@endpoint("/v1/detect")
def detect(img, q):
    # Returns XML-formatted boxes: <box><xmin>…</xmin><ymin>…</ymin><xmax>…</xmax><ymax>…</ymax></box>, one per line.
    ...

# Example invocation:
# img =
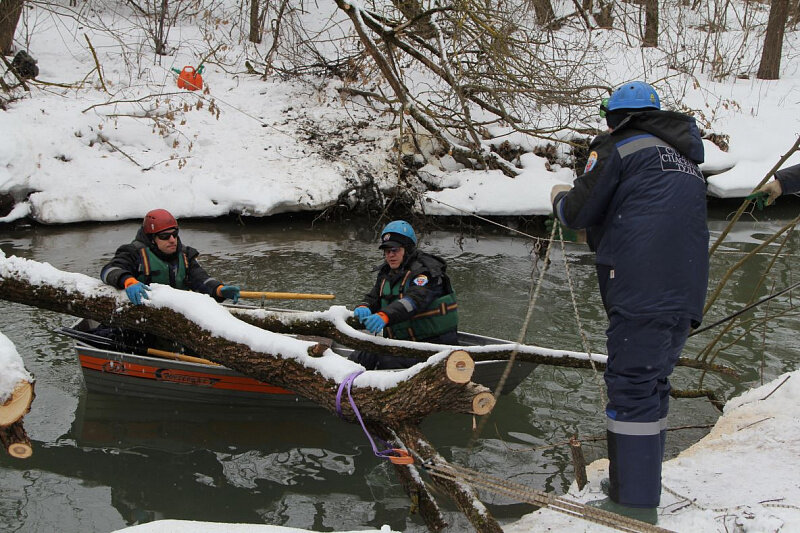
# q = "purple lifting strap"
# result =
<box><xmin>335</xmin><ymin>370</ymin><xmax>395</xmax><ymax>459</ymax></box>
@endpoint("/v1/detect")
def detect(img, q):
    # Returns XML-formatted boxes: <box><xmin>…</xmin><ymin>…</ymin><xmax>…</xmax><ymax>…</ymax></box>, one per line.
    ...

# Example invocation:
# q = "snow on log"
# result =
<box><xmin>0</xmin><ymin>252</ymin><xmax>492</xmax><ymax>425</ymax></box>
<box><xmin>227</xmin><ymin>307</ymin><xmax>738</xmax><ymax>377</ymax></box>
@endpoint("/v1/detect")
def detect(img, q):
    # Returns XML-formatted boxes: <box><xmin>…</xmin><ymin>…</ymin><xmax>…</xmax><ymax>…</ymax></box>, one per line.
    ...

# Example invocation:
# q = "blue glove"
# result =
<box><xmin>220</xmin><ymin>285</ymin><xmax>240</xmax><ymax>303</ymax></box>
<box><xmin>364</xmin><ymin>313</ymin><xmax>387</xmax><ymax>334</ymax></box>
<box><xmin>125</xmin><ymin>282</ymin><xmax>151</xmax><ymax>305</ymax></box>
<box><xmin>353</xmin><ymin>306</ymin><xmax>371</xmax><ymax>322</ymax></box>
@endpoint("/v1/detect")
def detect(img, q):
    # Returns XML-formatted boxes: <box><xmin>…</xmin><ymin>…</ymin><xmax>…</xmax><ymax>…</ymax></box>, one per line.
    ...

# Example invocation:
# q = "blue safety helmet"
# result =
<box><xmin>607</xmin><ymin>81</ymin><xmax>661</xmax><ymax>111</ymax></box>
<box><xmin>379</xmin><ymin>220</ymin><xmax>417</xmax><ymax>250</ymax></box>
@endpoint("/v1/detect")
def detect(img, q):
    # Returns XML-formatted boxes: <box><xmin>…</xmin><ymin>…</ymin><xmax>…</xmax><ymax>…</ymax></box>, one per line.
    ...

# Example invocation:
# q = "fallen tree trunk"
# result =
<box><xmin>0</xmin><ymin>253</ymin><xmax>507</xmax><ymax>530</ymax></box>
<box><xmin>228</xmin><ymin>307</ymin><xmax>739</xmax><ymax>378</ymax></box>
<box><xmin>0</xmin><ymin>381</ymin><xmax>34</xmax><ymax>459</ymax></box>
<box><xmin>0</xmin><ymin>258</ymin><xmax>490</xmax><ymax>426</ymax></box>
<box><xmin>0</xmin><ymin>334</ymin><xmax>35</xmax><ymax>459</ymax></box>
<box><xmin>388</xmin><ymin>423</ymin><xmax>504</xmax><ymax>533</ymax></box>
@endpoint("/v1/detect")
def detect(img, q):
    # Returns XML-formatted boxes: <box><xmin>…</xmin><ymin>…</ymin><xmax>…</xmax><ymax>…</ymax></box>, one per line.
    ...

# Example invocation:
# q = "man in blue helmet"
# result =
<box><xmin>550</xmin><ymin>81</ymin><xmax>709</xmax><ymax>522</ymax></box>
<box><xmin>350</xmin><ymin>220</ymin><xmax>459</xmax><ymax>369</ymax></box>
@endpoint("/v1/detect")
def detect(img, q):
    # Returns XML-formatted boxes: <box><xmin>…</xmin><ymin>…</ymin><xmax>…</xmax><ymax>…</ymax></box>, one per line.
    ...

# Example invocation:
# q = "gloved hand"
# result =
<box><xmin>219</xmin><ymin>285</ymin><xmax>240</xmax><ymax>303</ymax></box>
<box><xmin>745</xmin><ymin>191</ymin><xmax>769</xmax><ymax>210</ymax></box>
<box><xmin>756</xmin><ymin>180</ymin><xmax>783</xmax><ymax>206</ymax></box>
<box><xmin>545</xmin><ymin>216</ymin><xmax>586</xmax><ymax>244</ymax></box>
<box><xmin>353</xmin><ymin>306</ymin><xmax>371</xmax><ymax>322</ymax></box>
<box><xmin>125</xmin><ymin>281</ymin><xmax>151</xmax><ymax>305</ymax></box>
<box><xmin>364</xmin><ymin>313</ymin><xmax>388</xmax><ymax>334</ymax></box>
<box><xmin>550</xmin><ymin>183</ymin><xmax>572</xmax><ymax>205</ymax></box>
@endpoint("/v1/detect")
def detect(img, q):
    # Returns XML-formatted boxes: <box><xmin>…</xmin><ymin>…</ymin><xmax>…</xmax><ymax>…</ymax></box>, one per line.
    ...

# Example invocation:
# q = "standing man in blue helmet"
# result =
<box><xmin>550</xmin><ymin>82</ymin><xmax>709</xmax><ymax>522</ymax></box>
<box><xmin>350</xmin><ymin>220</ymin><xmax>459</xmax><ymax>370</ymax></box>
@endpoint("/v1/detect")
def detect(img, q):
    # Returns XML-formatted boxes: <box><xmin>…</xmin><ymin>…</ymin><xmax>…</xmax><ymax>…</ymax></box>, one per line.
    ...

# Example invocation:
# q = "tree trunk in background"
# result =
<box><xmin>594</xmin><ymin>0</ymin><xmax>614</xmax><ymax>28</ymax></box>
<box><xmin>789</xmin><ymin>0</ymin><xmax>800</xmax><ymax>25</ymax></box>
<box><xmin>757</xmin><ymin>0</ymin><xmax>789</xmax><ymax>80</ymax></box>
<box><xmin>643</xmin><ymin>0</ymin><xmax>658</xmax><ymax>47</ymax></box>
<box><xmin>531</xmin><ymin>0</ymin><xmax>556</xmax><ymax>26</ymax></box>
<box><xmin>0</xmin><ymin>0</ymin><xmax>24</xmax><ymax>55</ymax></box>
<box><xmin>249</xmin><ymin>0</ymin><xmax>261</xmax><ymax>43</ymax></box>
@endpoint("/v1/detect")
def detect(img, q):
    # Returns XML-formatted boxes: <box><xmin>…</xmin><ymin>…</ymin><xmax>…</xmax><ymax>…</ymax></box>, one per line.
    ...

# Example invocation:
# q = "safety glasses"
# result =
<box><xmin>155</xmin><ymin>230</ymin><xmax>179</xmax><ymax>241</ymax></box>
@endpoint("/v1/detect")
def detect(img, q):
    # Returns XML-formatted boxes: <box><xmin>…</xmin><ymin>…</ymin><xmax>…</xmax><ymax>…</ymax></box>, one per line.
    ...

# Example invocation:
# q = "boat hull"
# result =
<box><xmin>65</xmin><ymin>319</ymin><xmax>535</xmax><ymax>407</ymax></box>
<box><xmin>77</xmin><ymin>344</ymin><xmax>312</xmax><ymax>407</ymax></box>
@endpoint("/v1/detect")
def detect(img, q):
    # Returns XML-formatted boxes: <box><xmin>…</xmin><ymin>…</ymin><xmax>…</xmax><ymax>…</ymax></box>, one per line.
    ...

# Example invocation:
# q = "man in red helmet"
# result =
<box><xmin>101</xmin><ymin>208</ymin><xmax>240</xmax><ymax>305</ymax></box>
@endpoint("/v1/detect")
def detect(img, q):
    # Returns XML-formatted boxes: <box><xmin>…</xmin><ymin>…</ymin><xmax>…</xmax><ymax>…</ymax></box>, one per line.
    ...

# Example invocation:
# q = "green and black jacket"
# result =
<box><xmin>361</xmin><ymin>251</ymin><xmax>458</xmax><ymax>341</ymax></box>
<box><xmin>100</xmin><ymin>227</ymin><xmax>223</xmax><ymax>300</ymax></box>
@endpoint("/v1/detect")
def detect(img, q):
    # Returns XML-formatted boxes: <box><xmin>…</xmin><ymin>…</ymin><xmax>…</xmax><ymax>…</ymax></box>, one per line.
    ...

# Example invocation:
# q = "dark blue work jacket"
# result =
<box><xmin>554</xmin><ymin>110</ymin><xmax>709</xmax><ymax>326</ymax></box>
<box><xmin>776</xmin><ymin>163</ymin><xmax>800</xmax><ymax>195</ymax></box>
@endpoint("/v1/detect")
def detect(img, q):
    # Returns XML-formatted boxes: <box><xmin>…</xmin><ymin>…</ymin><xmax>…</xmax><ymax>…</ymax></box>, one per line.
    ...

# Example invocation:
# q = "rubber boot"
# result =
<box><xmin>587</xmin><ymin>497</ymin><xmax>658</xmax><ymax>525</ymax></box>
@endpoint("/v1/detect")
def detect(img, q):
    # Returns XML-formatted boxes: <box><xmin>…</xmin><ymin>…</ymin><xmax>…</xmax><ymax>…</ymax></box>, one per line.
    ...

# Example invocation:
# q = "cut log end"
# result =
<box><xmin>470</xmin><ymin>391</ymin><xmax>495</xmax><ymax>415</ymax></box>
<box><xmin>1</xmin><ymin>420</ymin><xmax>33</xmax><ymax>459</ymax></box>
<box><xmin>445</xmin><ymin>350</ymin><xmax>474</xmax><ymax>384</ymax></box>
<box><xmin>9</xmin><ymin>442</ymin><xmax>33</xmax><ymax>459</ymax></box>
<box><xmin>0</xmin><ymin>381</ymin><xmax>34</xmax><ymax>427</ymax></box>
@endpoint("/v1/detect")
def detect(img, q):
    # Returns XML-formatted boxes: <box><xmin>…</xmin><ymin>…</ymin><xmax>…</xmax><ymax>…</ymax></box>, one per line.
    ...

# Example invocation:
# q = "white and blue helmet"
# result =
<box><xmin>379</xmin><ymin>220</ymin><xmax>417</xmax><ymax>250</ymax></box>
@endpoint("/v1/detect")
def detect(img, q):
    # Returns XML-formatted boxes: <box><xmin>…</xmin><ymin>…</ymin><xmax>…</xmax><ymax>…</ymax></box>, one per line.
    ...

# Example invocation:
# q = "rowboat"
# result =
<box><xmin>59</xmin><ymin>318</ymin><xmax>536</xmax><ymax>407</ymax></box>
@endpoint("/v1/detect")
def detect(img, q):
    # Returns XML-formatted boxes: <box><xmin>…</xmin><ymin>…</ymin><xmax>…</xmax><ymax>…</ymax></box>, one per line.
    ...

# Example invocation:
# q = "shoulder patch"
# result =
<box><xmin>584</xmin><ymin>151</ymin><xmax>599</xmax><ymax>173</ymax></box>
<box><xmin>412</xmin><ymin>275</ymin><xmax>429</xmax><ymax>286</ymax></box>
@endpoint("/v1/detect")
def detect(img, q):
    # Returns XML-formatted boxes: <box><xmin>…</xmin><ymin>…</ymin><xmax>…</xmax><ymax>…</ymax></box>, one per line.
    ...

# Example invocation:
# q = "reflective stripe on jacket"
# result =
<box><xmin>553</xmin><ymin>110</ymin><xmax>709</xmax><ymax>325</ymax></box>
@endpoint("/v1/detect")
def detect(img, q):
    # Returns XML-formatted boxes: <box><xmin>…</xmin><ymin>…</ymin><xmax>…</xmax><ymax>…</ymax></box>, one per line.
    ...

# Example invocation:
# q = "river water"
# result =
<box><xmin>0</xmin><ymin>203</ymin><xmax>798</xmax><ymax>532</ymax></box>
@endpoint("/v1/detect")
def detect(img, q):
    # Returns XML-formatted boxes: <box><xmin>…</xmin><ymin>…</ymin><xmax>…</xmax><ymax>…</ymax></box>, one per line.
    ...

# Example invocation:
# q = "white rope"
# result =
<box><xmin>555</xmin><ymin>221</ymin><xmax>606</xmax><ymax>409</ymax></box>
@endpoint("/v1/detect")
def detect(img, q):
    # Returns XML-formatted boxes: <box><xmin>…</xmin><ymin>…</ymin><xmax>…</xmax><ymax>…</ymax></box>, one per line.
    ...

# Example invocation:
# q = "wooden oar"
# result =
<box><xmin>57</xmin><ymin>327</ymin><xmax>222</xmax><ymax>367</ymax></box>
<box><xmin>146</xmin><ymin>347</ymin><xmax>221</xmax><ymax>366</ymax></box>
<box><xmin>239</xmin><ymin>291</ymin><xmax>335</xmax><ymax>300</ymax></box>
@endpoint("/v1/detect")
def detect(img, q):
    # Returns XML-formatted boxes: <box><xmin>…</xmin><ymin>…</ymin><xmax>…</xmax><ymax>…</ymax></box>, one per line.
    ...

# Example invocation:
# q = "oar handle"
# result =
<box><xmin>239</xmin><ymin>291</ymin><xmax>335</xmax><ymax>300</ymax></box>
<box><xmin>146</xmin><ymin>348</ymin><xmax>220</xmax><ymax>366</ymax></box>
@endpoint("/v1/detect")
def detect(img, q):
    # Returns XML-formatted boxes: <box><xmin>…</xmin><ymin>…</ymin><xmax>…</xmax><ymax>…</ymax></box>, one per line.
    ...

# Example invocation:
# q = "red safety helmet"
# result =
<box><xmin>142</xmin><ymin>209</ymin><xmax>178</xmax><ymax>234</ymax></box>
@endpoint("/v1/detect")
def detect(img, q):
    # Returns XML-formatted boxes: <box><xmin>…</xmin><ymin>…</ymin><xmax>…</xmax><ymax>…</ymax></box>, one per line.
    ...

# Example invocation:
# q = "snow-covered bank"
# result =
<box><xmin>508</xmin><ymin>370</ymin><xmax>800</xmax><ymax>532</ymax></box>
<box><xmin>2</xmin><ymin>4</ymin><xmax>799</xmax><ymax>225</ymax></box>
